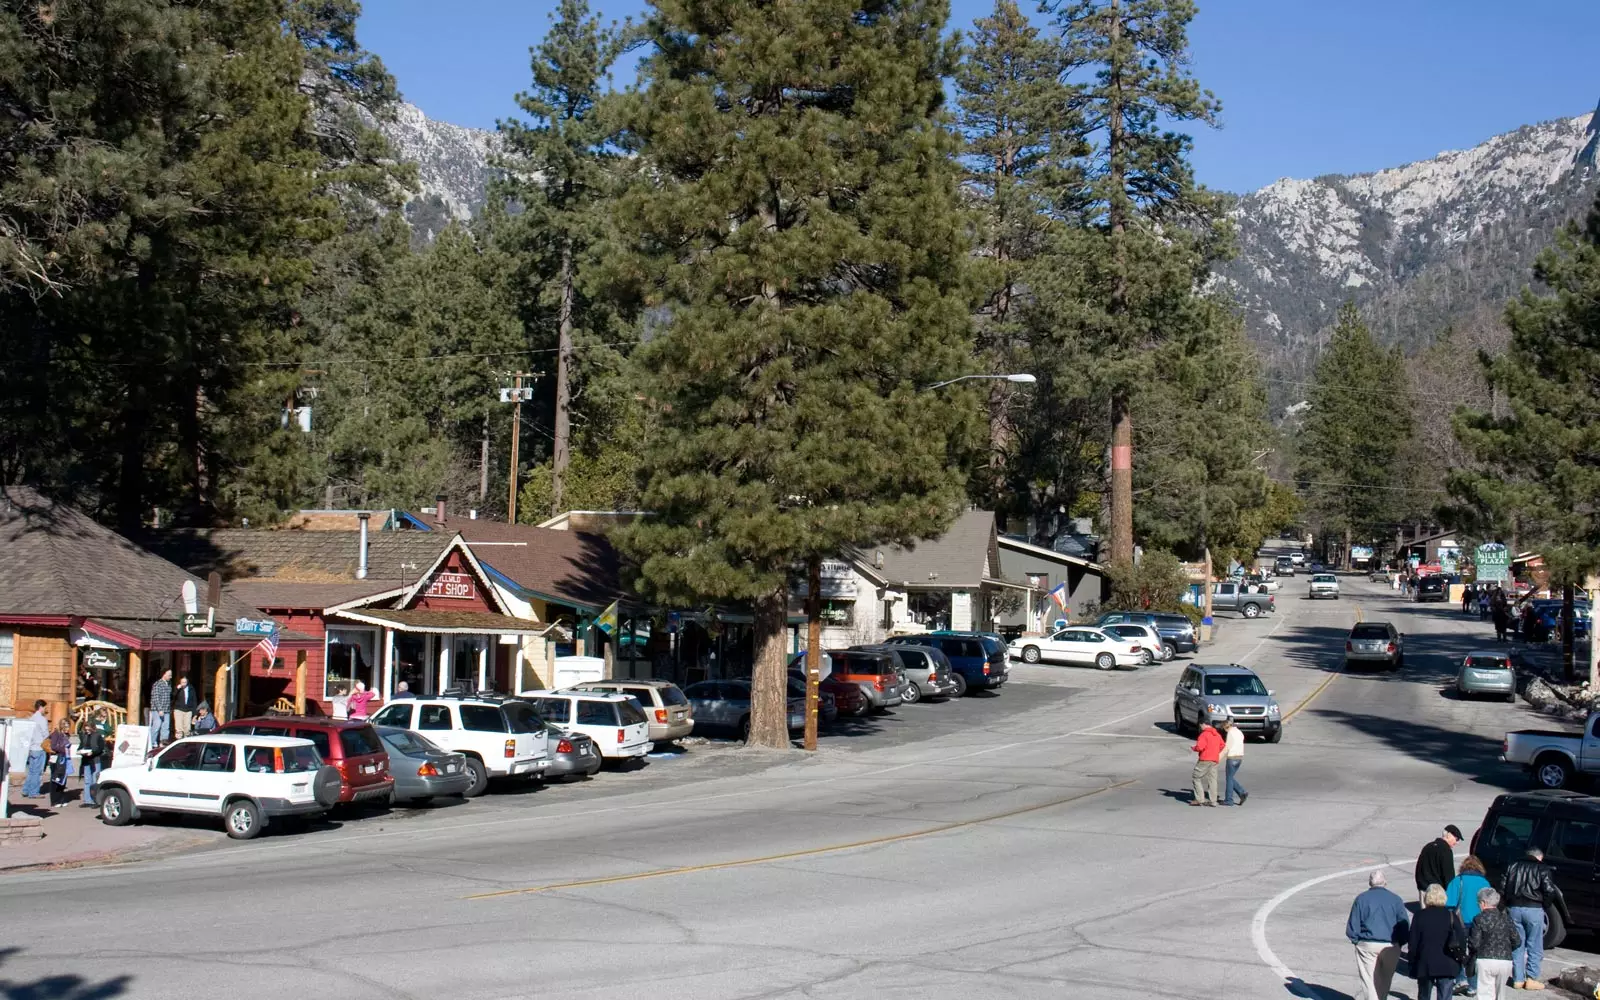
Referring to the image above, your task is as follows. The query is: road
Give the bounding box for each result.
[0,571,1568,1000]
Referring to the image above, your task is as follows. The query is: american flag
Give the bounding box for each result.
[255,627,280,667]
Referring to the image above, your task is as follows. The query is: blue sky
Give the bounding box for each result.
[359,0,1600,193]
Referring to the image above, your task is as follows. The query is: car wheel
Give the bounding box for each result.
[1504,692,1517,704]
[1163,642,1177,660]
[1139,649,1154,666]
[100,787,133,827]
[1095,652,1115,671]
[1242,603,1261,619]
[224,798,263,840]
[462,757,490,798]
[737,716,751,742]
[951,673,969,697]
[1267,727,1283,744]
[1534,754,1573,790]
[1022,645,1041,664]
[1544,905,1568,949]
[902,682,922,704]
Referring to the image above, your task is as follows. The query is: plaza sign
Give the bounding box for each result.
[1475,543,1511,583]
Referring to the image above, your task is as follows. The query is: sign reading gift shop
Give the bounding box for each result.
[425,572,476,600]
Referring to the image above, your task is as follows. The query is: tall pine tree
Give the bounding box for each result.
[612,0,978,748]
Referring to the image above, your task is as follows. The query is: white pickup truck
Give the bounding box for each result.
[1503,712,1600,789]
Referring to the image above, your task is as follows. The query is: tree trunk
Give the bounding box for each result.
[803,556,822,752]
[1110,393,1133,563]
[1105,0,1134,565]
[1343,524,1352,571]
[749,583,791,750]
[551,235,575,518]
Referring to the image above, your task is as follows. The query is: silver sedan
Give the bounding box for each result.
[1456,650,1517,701]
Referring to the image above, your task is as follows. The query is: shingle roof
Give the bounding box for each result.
[858,510,1000,590]
[141,528,450,587]
[227,580,403,611]
[401,514,628,611]
[329,608,553,634]
[0,486,303,643]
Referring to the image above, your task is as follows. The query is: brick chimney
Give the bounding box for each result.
[434,494,447,526]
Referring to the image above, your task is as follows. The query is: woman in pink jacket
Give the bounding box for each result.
[345,680,377,721]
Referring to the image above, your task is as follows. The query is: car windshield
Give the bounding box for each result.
[501,702,547,734]
[617,700,648,726]
[381,730,434,755]
[1466,656,1510,670]
[1203,674,1268,697]
[1312,575,1336,583]
[1104,625,1145,639]
[339,726,383,757]
[1350,624,1390,640]
[657,685,689,707]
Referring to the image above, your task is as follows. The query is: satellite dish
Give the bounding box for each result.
[181,580,198,615]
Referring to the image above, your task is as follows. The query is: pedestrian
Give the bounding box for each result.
[393,681,414,699]
[19,699,50,797]
[1220,717,1248,806]
[1447,856,1493,995]
[1492,601,1509,642]
[1410,883,1466,1000]
[45,717,73,807]
[172,672,199,739]
[1347,869,1410,1000]
[76,709,109,807]
[1189,714,1224,807]
[193,702,218,734]
[1416,824,1462,906]
[1500,847,1570,990]
[147,668,173,745]
[1469,887,1520,1000]
[346,679,376,720]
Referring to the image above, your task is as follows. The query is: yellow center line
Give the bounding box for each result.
[1282,602,1360,724]
[464,779,1138,900]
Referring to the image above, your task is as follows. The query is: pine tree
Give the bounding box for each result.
[1454,189,1600,676]
[1296,303,1413,558]
[1046,0,1224,563]
[496,0,632,519]
[612,0,978,748]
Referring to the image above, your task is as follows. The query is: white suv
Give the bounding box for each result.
[96,735,341,839]
[523,690,652,763]
[1308,573,1340,600]
[370,697,549,796]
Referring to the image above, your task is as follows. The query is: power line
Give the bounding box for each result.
[0,340,638,371]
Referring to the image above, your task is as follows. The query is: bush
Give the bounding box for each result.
[1106,551,1195,616]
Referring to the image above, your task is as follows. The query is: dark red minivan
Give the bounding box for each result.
[220,716,393,806]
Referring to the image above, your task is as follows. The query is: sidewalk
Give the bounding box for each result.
[2,776,206,871]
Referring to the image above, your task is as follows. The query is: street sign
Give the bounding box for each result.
[179,610,216,637]
[499,387,534,403]
[1476,543,1511,583]
[234,617,277,636]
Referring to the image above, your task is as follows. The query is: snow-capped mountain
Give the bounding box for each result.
[1218,108,1600,381]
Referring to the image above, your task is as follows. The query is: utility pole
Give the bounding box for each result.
[499,373,539,524]
[804,556,822,752]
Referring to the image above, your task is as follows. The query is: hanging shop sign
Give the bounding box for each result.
[179,610,216,637]
[82,648,122,671]
[425,572,476,600]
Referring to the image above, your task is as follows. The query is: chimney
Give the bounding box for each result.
[356,512,370,580]
[434,494,447,525]
[469,509,478,520]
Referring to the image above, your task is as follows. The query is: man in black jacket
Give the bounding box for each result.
[1414,824,1460,905]
[1501,847,1572,990]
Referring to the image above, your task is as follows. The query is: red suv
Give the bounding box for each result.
[220,716,394,806]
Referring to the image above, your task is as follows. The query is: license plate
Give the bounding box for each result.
[578,746,590,756]
[362,764,376,774]
[446,763,459,774]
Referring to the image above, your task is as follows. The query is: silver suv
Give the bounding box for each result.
[1173,664,1282,743]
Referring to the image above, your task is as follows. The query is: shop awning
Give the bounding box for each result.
[329,609,554,636]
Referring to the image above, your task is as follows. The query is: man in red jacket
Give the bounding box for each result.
[1190,715,1225,806]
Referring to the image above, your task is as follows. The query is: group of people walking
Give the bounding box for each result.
[1346,824,1570,999]
[1188,714,1248,807]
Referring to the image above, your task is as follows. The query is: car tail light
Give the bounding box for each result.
[1346,641,1353,651]
[616,729,625,744]
[1502,740,1509,755]
[1387,643,1396,653]
[1129,645,1142,653]
[418,762,439,777]
[928,672,937,684]
[873,677,886,690]
[557,738,573,754]
[273,748,286,773]
[655,708,667,724]
[982,663,991,675]
[504,739,516,758]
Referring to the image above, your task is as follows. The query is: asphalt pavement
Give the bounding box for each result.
[0,569,1573,1000]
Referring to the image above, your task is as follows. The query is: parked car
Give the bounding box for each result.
[96,734,341,839]
[522,690,652,764]
[1470,790,1600,945]
[375,726,472,804]
[786,677,837,725]
[368,696,550,796]
[1247,572,1280,593]
[570,679,694,743]
[1210,581,1275,618]
[827,648,911,712]
[857,643,959,703]
[882,632,1009,694]
[786,657,868,718]
[1274,555,1296,577]
[1096,611,1198,656]
[1008,626,1145,670]
[1344,621,1403,671]
[219,715,394,807]
[1307,573,1340,600]
[542,726,603,782]
[683,679,805,739]
[1520,600,1593,643]
[1414,574,1448,602]
[1172,663,1282,742]
[1503,711,1600,789]
[1455,650,1517,702]
[1099,623,1170,665]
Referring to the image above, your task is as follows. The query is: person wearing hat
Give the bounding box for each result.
[1415,825,1462,906]
[1189,713,1225,807]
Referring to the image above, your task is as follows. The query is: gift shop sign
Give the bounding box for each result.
[425,572,476,600]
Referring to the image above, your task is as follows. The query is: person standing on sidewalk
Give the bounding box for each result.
[1446,855,1492,995]
[171,672,198,739]
[76,709,109,807]
[1500,847,1570,990]
[1189,715,1224,807]
[20,699,50,797]
[1416,825,1461,906]
[1347,869,1410,1000]
[1469,887,1520,1000]
[1220,718,1248,806]
[346,679,376,721]
[147,668,173,746]
[1410,883,1466,1000]
[45,717,73,807]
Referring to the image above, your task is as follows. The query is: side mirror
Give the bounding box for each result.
[1268,689,1276,696]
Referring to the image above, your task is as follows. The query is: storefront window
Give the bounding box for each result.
[395,633,428,696]
[0,632,11,668]
[325,628,378,699]
[908,592,952,630]
[77,648,128,706]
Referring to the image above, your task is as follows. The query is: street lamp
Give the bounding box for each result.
[922,373,1037,391]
